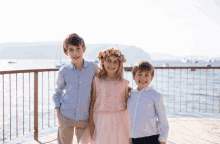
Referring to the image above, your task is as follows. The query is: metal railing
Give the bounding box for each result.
[0,67,220,143]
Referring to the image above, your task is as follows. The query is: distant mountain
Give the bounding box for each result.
[84,44,151,65]
[0,42,151,66]
[0,42,62,59]
[1,42,217,62]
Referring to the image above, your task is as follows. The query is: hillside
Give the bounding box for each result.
[0,42,151,66]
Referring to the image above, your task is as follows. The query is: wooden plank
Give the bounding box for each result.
[25,118,220,144]
[34,72,38,140]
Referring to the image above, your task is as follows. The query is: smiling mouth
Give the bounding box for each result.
[73,57,80,59]
[108,67,115,70]
[139,81,147,83]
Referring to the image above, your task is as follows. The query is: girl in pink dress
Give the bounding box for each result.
[89,48,131,144]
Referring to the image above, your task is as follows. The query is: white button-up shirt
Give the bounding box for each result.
[127,87,169,142]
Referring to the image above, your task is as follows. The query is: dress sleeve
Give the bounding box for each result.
[154,93,169,142]
[52,69,66,108]
[94,63,99,76]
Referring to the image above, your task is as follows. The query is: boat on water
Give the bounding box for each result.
[126,64,133,71]
[181,58,190,63]
[163,63,169,67]
[188,68,196,71]
[55,45,64,68]
[205,59,211,63]
[128,64,133,67]
[8,61,17,64]
[211,59,216,62]
[206,64,211,67]
[192,59,198,63]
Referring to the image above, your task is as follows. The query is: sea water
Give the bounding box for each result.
[1,59,220,143]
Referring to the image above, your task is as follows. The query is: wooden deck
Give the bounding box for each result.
[24,118,220,144]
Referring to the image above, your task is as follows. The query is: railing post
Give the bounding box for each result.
[34,72,38,140]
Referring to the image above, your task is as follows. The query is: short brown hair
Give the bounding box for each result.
[132,61,154,78]
[63,33,85,56]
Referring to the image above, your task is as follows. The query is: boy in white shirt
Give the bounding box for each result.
[127,61,169,144]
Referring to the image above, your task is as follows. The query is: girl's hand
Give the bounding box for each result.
[128,86,132,93]
[159,141,166,144]
[89,123,95,140]
[89,124,95,140]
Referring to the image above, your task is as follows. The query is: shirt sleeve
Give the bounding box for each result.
[155,93,169,142]
[52,69,66,108]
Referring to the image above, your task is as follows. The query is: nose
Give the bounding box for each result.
[109,62,114,67]
[72,50,78,55]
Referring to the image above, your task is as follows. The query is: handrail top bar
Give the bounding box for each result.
[0,66,220,74]
[0,68,59,74]
[154,66,220,69]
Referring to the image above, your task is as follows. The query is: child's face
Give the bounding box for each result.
[103,55,119,75]
[67,45,86,64]
[133,69,153,91]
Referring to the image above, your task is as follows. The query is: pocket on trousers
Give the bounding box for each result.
[58,113,70,125]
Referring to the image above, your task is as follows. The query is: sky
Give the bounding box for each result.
[0,0,220,58]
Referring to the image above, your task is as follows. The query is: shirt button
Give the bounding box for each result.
[79,91,81,92]
[80,81,81,83]
[78,100,80,101]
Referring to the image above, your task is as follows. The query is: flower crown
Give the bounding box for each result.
[97,48,127,63]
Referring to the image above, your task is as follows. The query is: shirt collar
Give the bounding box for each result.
[134,86,153,93]
[70,59,88,70]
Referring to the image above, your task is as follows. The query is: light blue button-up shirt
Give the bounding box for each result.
[53,60,98,121]
[127,87,169,142]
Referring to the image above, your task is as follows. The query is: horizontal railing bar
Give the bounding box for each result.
[1,66,220,74]
[0,68,59,74]
[154,67,220,69]
[124,67,220,70]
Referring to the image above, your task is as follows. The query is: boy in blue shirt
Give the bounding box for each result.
[127,61,169,144]
[53,33,98,144]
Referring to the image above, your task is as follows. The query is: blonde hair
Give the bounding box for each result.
[97,48,126,80]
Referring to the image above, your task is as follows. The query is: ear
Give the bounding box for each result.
[65,51,69,56]
[83,46,86,53]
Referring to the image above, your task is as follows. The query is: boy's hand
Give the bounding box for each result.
[159,141,166,144]
[56,107,60,117]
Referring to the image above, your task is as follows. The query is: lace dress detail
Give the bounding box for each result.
[94,76,129,112]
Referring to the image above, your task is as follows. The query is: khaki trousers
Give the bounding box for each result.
[57,113,88,144]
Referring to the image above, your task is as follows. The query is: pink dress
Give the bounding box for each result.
[90,76,131,144]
